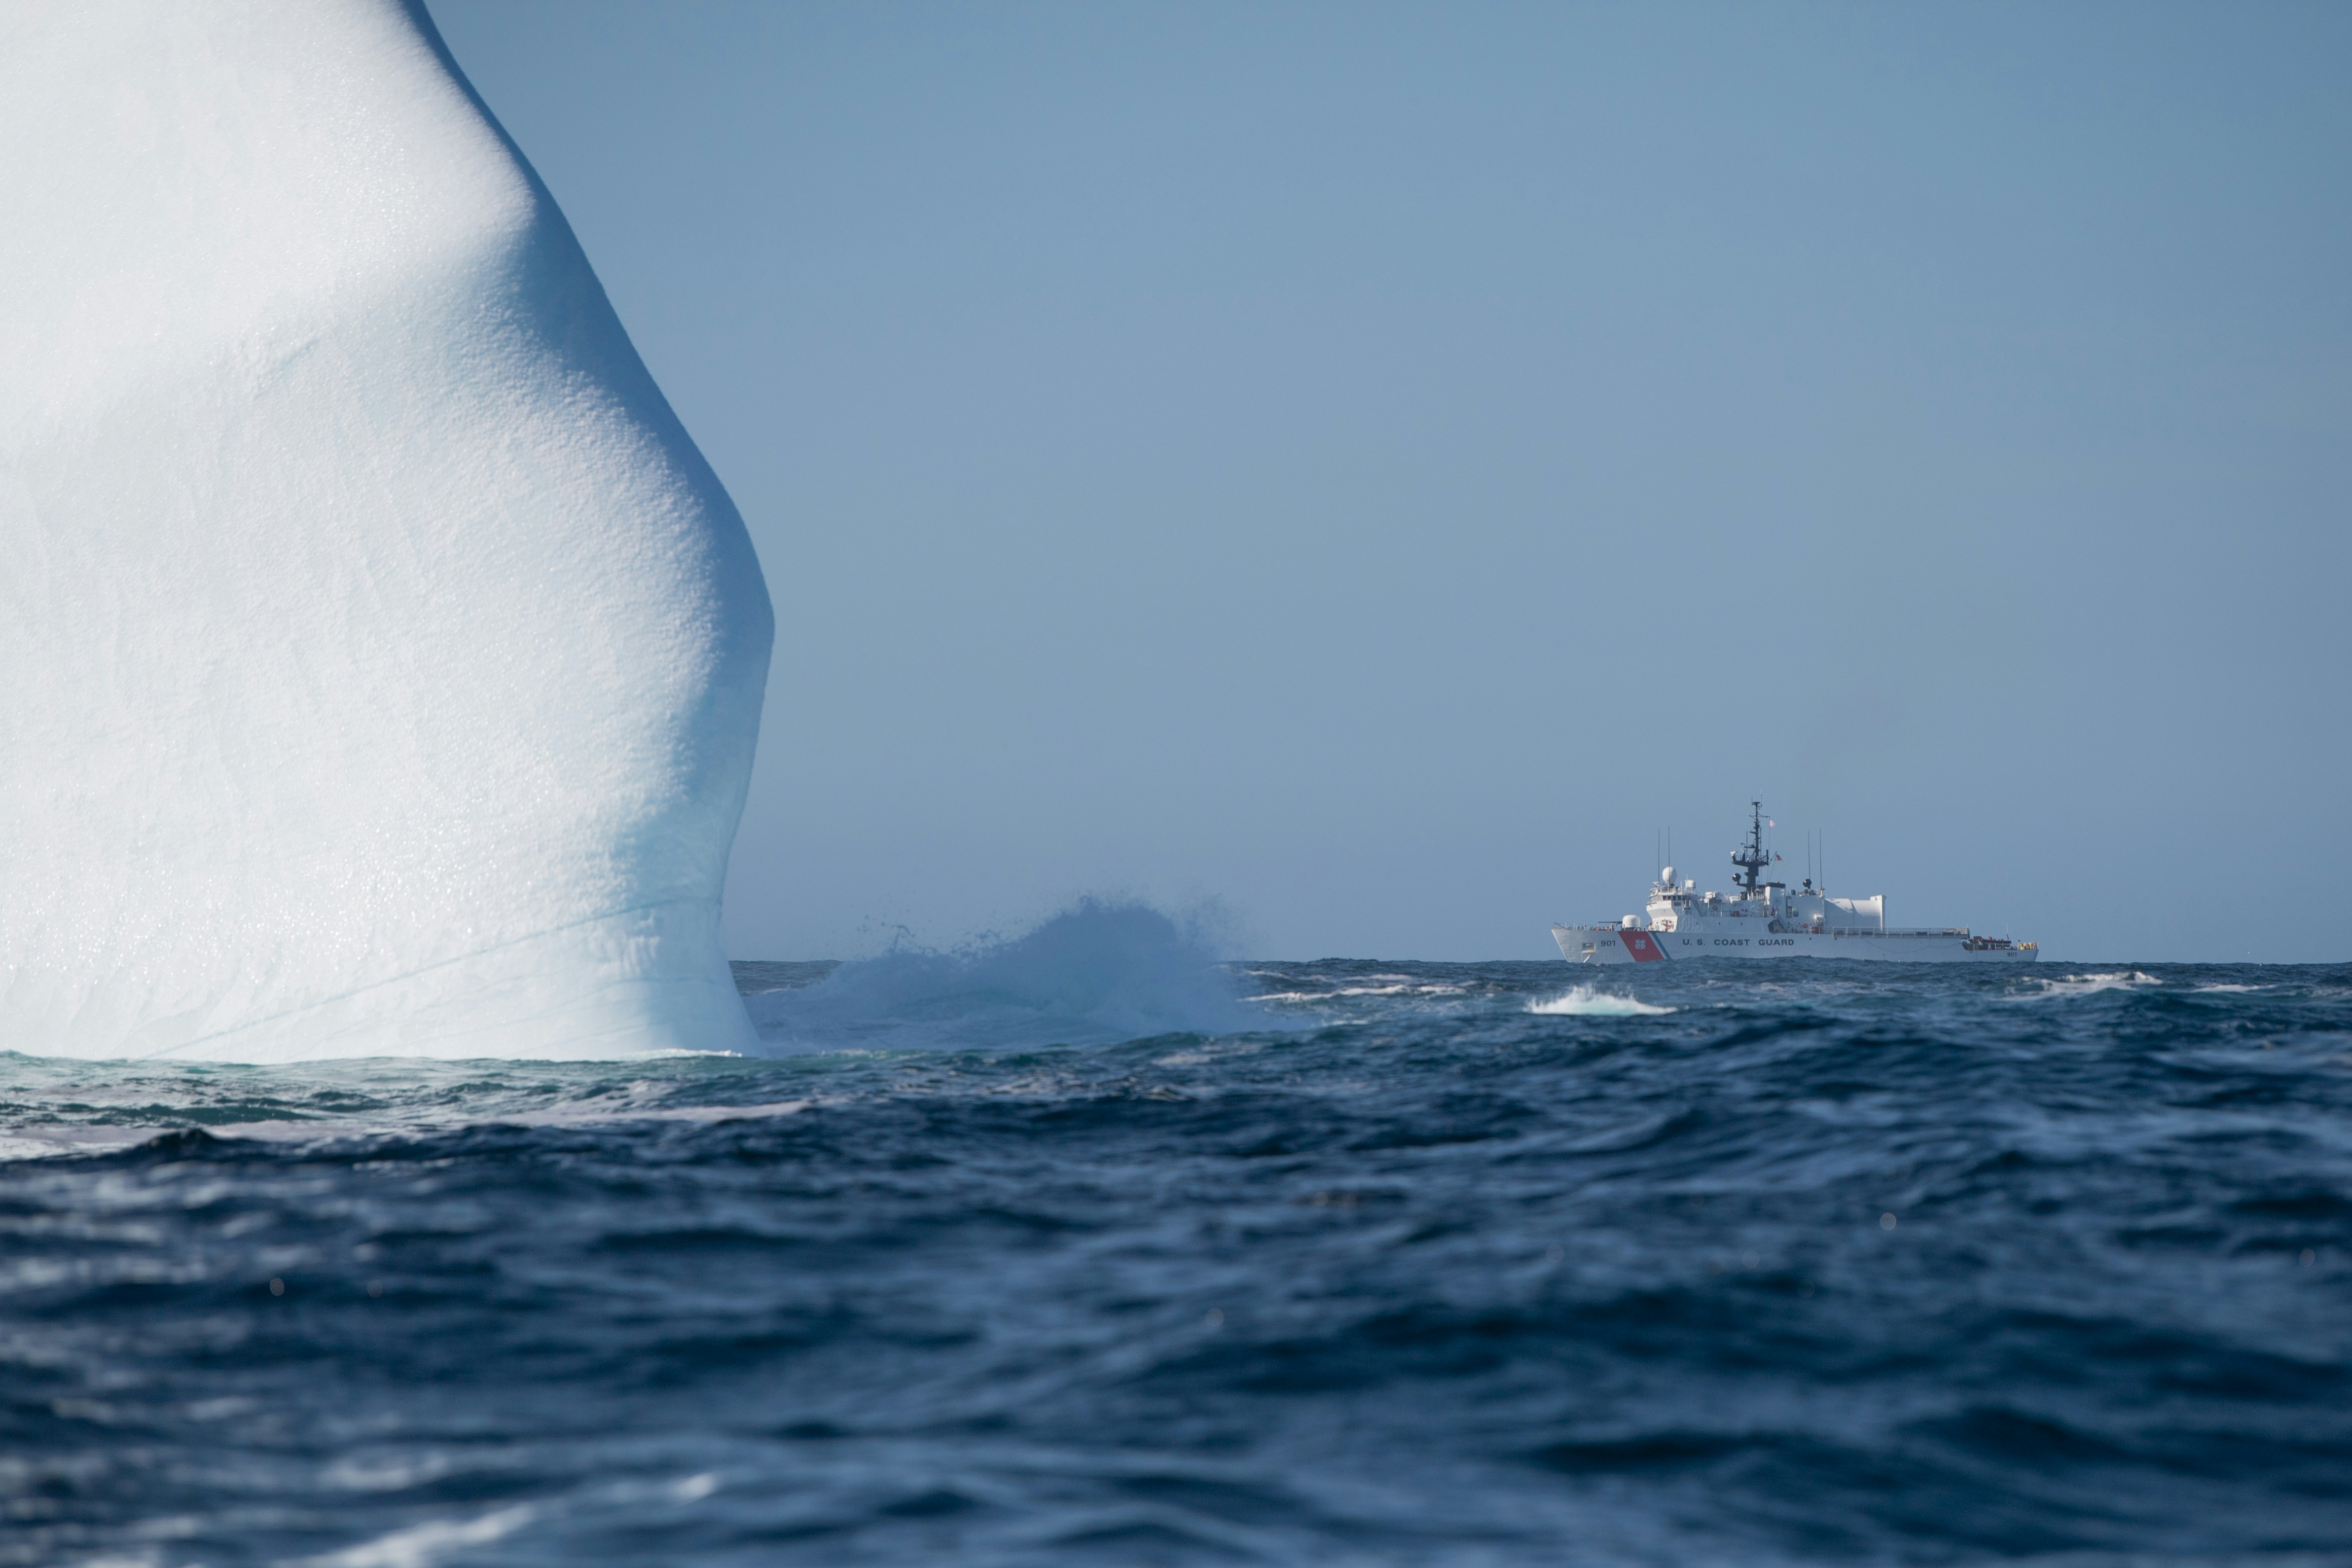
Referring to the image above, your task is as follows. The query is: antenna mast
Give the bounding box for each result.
[1731,800,1771,895]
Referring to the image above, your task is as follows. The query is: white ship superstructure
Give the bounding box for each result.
[1553,803,2036,965]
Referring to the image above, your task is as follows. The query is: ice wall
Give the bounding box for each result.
[0,1,774,1060]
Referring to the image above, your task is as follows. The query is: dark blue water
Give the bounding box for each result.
[6,936,2350,1565]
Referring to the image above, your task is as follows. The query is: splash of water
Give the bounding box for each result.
[743,899,1263,1053]
[1526,985,1673,1017]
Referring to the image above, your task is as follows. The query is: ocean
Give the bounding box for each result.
[5,910,2348,1566]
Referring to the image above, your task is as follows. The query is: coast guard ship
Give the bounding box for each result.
[1553,803,2036,965]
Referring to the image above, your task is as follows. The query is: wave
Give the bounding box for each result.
[1527,985,1674,1017]
[0,1057,822,1162]
[1246,984,1468,1002]
[2017,971,2162,1000]
[742,899,1264,1054]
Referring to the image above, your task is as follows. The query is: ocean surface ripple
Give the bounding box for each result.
[4,952,2350,1565]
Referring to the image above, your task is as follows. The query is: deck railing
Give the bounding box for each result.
[1833,927,1968,938]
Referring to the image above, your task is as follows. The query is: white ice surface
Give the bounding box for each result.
[0,1,773,1060]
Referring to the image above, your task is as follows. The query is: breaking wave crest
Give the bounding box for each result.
[742,899,1264,1053]
[1527,985,1674,1017]
[2018,970,2163,1000]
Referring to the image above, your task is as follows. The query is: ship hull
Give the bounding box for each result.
[1552,925,2038,964]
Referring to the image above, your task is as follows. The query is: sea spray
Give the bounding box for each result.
[744,899,1264,1052]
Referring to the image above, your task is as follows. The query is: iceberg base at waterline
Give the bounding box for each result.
[8,904,755,1064]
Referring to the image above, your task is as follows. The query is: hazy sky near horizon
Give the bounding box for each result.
[430,1,2350,963]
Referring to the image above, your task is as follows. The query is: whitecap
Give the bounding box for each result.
[1248,983,1467,1003]
[2016,971,2161,1000]
[1527,985,1674,1017]
[305,1503,536,1568]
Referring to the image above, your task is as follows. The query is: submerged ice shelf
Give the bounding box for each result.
[0,0,772,1061]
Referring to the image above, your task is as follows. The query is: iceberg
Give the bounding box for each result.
[0,1,773,1060]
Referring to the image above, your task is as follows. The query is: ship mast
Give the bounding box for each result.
[1732,800,1771,895]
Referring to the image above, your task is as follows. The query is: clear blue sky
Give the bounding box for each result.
[430,1,2350,963]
